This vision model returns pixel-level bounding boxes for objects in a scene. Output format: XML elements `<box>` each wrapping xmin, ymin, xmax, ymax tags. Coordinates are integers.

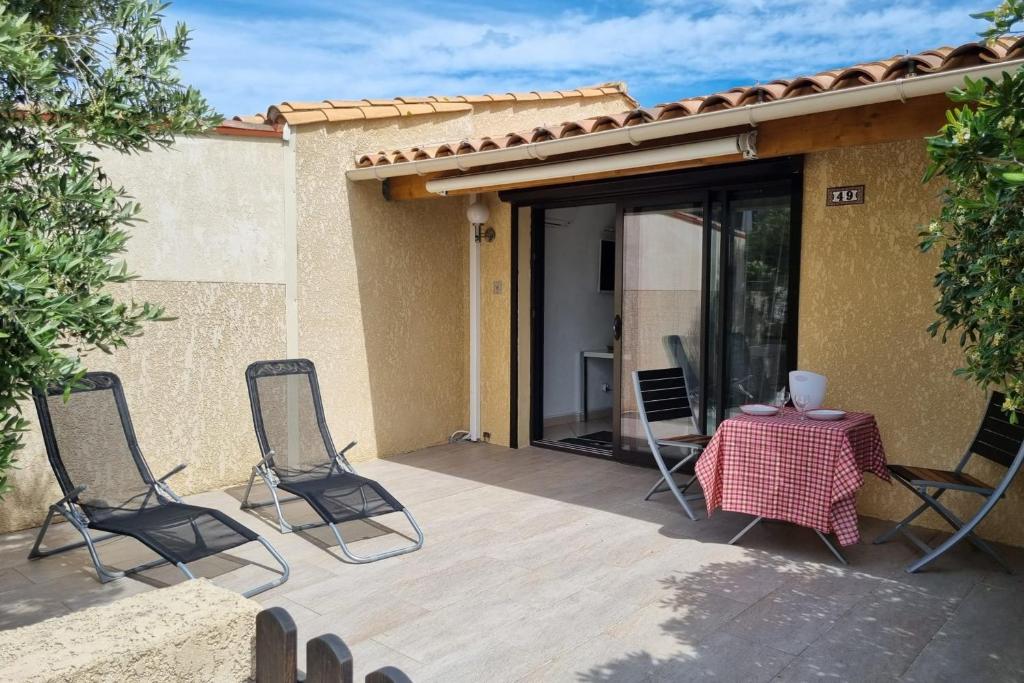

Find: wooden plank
<box><xmin>365</xmin><ymin>667</ymin><xmax>414</xmax><ymax>683</ymax></box>
<box><xmin>379</xmin><ymin>94</ymin><xmax>953</xmax><ymax>200</ymax></box>
<box><xmin>306</xmin><ymin>634</ymin><xmax>353</xmax><ymax>683</ymax></box>
<box><xmin>756</xmin><ymin>93</ymin><xmax>951</xmax><ymax>157</ymax></box>
<box><xmin>255</xmin><ymin>607</ymin><xmax>297</xmax><ymax>683</ymax></box>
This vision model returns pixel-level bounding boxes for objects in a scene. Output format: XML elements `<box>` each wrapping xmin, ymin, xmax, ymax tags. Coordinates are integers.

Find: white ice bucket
<box><xmin>789</xmin><ymin>370</ymin><xmax>827</xmax><ymax>410</ymax></box>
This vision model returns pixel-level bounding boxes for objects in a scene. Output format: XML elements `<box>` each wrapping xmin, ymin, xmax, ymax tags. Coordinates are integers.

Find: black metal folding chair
<box><xmin>875</xmin><ymin>391</ymin><xmax>1024</xmax><ymax>573</ymax></box>
<box><xmin>242</xmin><ymin>359</ymin><xmax>424</xmax><ymax>563</ymax></box>
<box><xmin>30</xmin><ymin>372</ymin><xmax>289</xmax><ymax>596</ymax></box>
<box><xmin>633</xmin><ymin>368</ymin><xmax>711</xmax><ymax>520</ymax></box>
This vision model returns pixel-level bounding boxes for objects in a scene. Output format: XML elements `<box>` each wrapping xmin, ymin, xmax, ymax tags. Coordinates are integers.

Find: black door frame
<box><xmin>503</xmin><ymin>156</ymin><xmax>803</xmax><ymax>462</ymax></box>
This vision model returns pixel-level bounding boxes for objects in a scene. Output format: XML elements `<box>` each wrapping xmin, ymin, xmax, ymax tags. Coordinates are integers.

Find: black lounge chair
<box><xmin>242</xmin><ymin>359</ymin><xmax>424</xmax><ymax>563</ymax></box>
<box><xmin>30</xmin><ymin>372</ymin><xmax>289</xmax><ymax>596</ymax></box>
<box><xmin>875</xmin><ymin>391</ymin><xmax>1024</xmax><ymax>573</ymax></box>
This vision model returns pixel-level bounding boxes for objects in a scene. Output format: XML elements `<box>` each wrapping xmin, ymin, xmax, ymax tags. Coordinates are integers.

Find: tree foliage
<box><xmin>920</xmin><ymin>1</ymin><xmax>1024</xmax><ymax>417</ymax></box>
<box><xmin>0</xmin><ymin>1</ymin><xmax>220</xmax><ymax>495</ymax></box>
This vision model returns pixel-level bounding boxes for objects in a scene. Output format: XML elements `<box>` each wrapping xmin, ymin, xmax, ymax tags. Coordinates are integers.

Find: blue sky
<box><xmin>168</xmin><ymin>0</ymin><xmax>990</xmax><ymax>117</ymax></box>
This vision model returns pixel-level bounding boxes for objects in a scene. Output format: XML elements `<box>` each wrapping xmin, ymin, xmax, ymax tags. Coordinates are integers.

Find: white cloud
<box><xmin>170</xmin><ymin>0</ymin><xmax>987</xmax><ymax>116</ymax></box>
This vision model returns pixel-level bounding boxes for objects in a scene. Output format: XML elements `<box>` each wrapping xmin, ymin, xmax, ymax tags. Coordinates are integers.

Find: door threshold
<box><xmin>532</xmin><ymin>439</ymin><xmax>613</xmax><ymax>459</ymax></box>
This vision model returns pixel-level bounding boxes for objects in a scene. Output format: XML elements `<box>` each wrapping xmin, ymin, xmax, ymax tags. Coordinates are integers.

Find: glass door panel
<box><xmin>618</xmin><ymin>202</ymin><xmax>705</xmax><ymax>457</ymax></box>
<box><xmin>722</xmin><ymin>190</ymin><xmax>793</xmax><ymax>419</ymax></box>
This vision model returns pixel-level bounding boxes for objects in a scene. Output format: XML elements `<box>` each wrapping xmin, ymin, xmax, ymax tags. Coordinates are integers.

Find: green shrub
<box><xmin>0</xmin><ymin>1</ymin><xmax>220</xmax><ymax>495</ymax></box>
<box><xmin>921</xmin><ymin>1</ymin><xmax>1024</xmax><ymax>417</ymax></box>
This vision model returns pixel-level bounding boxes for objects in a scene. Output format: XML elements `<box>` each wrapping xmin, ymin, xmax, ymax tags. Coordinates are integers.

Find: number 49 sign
<box><xmin>827</xmin><ymin>185</ymin><xmax>865</xmax><ymax>206</ymax></box>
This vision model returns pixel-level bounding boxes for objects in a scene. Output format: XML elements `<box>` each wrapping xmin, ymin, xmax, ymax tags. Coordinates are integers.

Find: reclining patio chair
<box><xmin>875</xmin><ymin>391</ymin><xmax>1024</xmax><ymax>573</ymax></box>
<box><xmin>242</xmin><ymin>359</ymin><xmax>424</xmax><ymax>563</ymax></box>
<box><xmin>30</xmin><ymin>372</ymin><xmax>289</xmax><ymax>596</ymax></box>
<box><xmin>633</xmin><ymin>367</ymin><xmax>711</xmax><ymax>521</ymax></box>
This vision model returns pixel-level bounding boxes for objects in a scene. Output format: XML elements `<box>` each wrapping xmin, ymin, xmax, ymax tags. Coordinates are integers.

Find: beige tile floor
<box><xmin>2</xmin><ymin>442</ymin><xmax>1023</xmax><ymax>682</ymax></box>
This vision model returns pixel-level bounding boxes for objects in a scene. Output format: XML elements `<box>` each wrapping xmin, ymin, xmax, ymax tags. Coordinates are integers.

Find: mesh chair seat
<box><xmin>275</xmin><ymin>465</ymin><xmax>404</xmax><ymax>524</ymax></box>
<box><xmin>86</xmin><ymin>501</ymin><xmax>258</xmax><ymax>566</ymax></box>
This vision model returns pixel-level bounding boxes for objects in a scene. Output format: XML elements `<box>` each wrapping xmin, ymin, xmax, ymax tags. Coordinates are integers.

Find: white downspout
<box><xmin>468</xmin><ymin>195</ymin><xmax>481</xmax><ymax>442</ymax></box>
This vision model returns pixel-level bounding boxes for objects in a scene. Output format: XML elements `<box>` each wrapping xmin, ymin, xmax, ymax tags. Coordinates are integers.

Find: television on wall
<box><xmin>599</xmin><ymin>239</ymin><xmax>614</xmax><ymax>292</ymax></box>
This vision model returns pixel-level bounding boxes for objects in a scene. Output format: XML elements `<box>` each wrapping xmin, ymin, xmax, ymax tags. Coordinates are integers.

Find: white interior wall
<box><xmin>542</xmin><ymin>204</ymin><xmax>616</xmax><ymax>420</ymax></box>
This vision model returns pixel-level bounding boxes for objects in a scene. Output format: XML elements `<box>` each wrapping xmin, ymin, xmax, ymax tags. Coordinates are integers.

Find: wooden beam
<box><xmin>756</xmin><ymin>93</ymin><xmax>951</xmax><ymax>157</ymax></box>
<box><xmin>379</xmin><ymin>94</ymin><xmax>953</xmax><ymax>200</ymax></box>
<box><xmin>382</xmin><ymin>175</ymin><xmax>438</xmax><ymax>201</ymax></box>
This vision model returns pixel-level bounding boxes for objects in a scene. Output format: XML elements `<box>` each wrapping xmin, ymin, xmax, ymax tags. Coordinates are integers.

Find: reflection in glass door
<box><xmin>712</xmin><ymin>190</ymin><xmax>794</xmax><ymax>422</ymax></box>
<box><xmin>618</xmin><ymin>202</ymin><xmax>706</xmax><ymax>457</ymax></box>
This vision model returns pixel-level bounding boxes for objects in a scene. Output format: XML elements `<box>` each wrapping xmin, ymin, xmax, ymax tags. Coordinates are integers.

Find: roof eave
<box><xmin>347</xmin><ymin>59</ymin><xmax>1024</xmax><ymax>182</ymax></box>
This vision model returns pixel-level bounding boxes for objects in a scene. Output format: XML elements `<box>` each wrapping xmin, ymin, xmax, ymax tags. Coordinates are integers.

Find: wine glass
<box><xmin>772</xmin><ymin>388</ymin><xmax>790</xmax><ymax>410</ymax></box>
<box><xmin>793</xmin><ymin>393</ymin><xmax>812</xmax><ymax>420</ymax></box>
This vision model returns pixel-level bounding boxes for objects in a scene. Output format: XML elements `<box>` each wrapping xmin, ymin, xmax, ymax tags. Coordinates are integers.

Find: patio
<box><xmin>2</xmin><ymin>441</ymin><xmax>1022</xmax><ymax>682</ymax></box>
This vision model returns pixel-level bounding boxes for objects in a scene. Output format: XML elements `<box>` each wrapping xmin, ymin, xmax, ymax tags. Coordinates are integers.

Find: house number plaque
<box><xmin>827</xmin><ymin>185</ymin><xmax>865</xmax><ymax>206</ymax></box>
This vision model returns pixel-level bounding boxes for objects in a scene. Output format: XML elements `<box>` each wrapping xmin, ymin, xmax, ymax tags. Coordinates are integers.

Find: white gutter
<box><xmin>426</xmin><ymin>133</ymin><xmax>756</xmax><ymax>195</ymax></box>
<box><xmin>346</xmin><ymin>59</ymin><xmax>1024</xmax><ymax>183</ymax></box>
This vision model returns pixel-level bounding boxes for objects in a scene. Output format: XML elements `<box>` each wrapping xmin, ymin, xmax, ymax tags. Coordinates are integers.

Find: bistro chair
<box><xmin>875</xmin><ymin>391</ymin><xmax>1024</xmax><ymax>573</ymax></box>
<box><xmin>30</xmin><ymin>372</ymin><xmax>289</xmax><ymax>596</ymax></box>
<box><xmin>633</xmin><ymin>367</ymin><xmax>711</xmax><ymax>520</ymax></box>
<box><xmin>242</xmin><ymin>359</ymin><xmax>424</xmax><ymax>563</ymax></box>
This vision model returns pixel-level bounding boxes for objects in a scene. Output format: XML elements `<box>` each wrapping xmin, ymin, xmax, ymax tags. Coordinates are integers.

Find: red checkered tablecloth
<box><xmin>695</xmin><ymin>408</ymin><xmax>889</xmax><ymax>546</ymax></box>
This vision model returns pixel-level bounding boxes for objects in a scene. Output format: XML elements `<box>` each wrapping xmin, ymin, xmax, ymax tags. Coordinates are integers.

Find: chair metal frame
<box><xmin>874</xmin><ymin>392</ymin><xmax>1024</xmax><ymax>573</ymax></box>
<box><xmin>242</xmin><ymin>359</ymin><xmax>424</xmax><ymax>564</ymax></box>
<box><xmin>633</xmin><ymin>368</ymin><xmax>708</xmax><ymax>521</ymax></box>
<box><xmin>30</xmin><ymin>373</ymin><xmax>289</xmax><ymax>597</ymax></box>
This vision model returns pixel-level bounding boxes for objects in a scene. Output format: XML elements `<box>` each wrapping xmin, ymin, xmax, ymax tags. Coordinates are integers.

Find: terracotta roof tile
<box><xmin>323</xmin><ymin>108</ymin><xmax>365</xmax><ymax>123</ymax></box>
<box><xmin>245</xmin><ymin>82</ymin><xmax>633</xmax><ymax>127</ymax></box>
<box><xmin>354</xmin><ymin>36</ymin><xmax>1024</xmax><ymax>169</ymax></box>
<box><xmin>430</xmin><ymin>102</ymin><xmax>474</xmax><ymax>113</ymax></box>
<box><xmin>360</xmin><ymin>105</ymin><xmax>401</xmax><ymax>119</ymax></box>
<box><xmin>395</xmin><ymin>103</ymin><xmax>436</xmax><ymax>116</ymax></box>
<box><xmin>281</xmin><ymin>110</ymin><xmax>328</xmax><ymax>125</ymax></box>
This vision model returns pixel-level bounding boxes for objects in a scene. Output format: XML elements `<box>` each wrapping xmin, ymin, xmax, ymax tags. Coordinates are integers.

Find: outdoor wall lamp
<box><xmin>467</xmin><ymin>198</ymin><xmax>495</xmax><ymax>243</ymax></box>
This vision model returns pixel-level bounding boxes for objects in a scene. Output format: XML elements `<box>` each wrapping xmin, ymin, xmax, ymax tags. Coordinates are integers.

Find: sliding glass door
<box><xmin>617</xmin><ymin>200</ymin><xmax>706</xmax><ymax>456</ymax></box>
<box><xmin>615</xmin><ymin>183</ymin><xmax>797</xmax><ymax>461</ymax></box>
<box><xmin>713</xmin><ymin>189</ymin><xmax>795</xmax><ymax>421</ymax></box>
<box><xmin>519</xmin><ymin>158</ymin><xmax>801</xmax><ymax>463</ymax></box>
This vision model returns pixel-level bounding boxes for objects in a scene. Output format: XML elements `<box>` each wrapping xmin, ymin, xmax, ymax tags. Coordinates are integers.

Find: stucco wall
<box><xmin>480</xmin><ymin>192</ymin><xmax>513</xmax><ymax>446</ymax></box>
<box><xmin>296</xmin><ymin>93</ymin><xmax>633</xmax><ymax>458</ymax></box>
<box><xmin>0</xmin><ymin>579</ymin><xmax>259</xmax><ymax>682</ymax></box>
<box><xmin>800</xmin><ymin>138</ymin><xmax>1024</xmax><ymax>546</ymax></box>
<box><xmin>293</xmin><ymin>116</ymin><xmax>469</xmax><ymax>462</ymax></box>
<box><xmin>1</xmin><ymin>136</ymin><xmax>290</xmax><ymax>534</ymax></box>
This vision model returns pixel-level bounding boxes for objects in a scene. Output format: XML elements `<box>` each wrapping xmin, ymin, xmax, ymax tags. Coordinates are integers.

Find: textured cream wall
<box><xmin>1</xmin><ymin>136</ymin><xmax>289</xmax><ymax>534</ymax></box>
<box><xmin>294</xmin><ymin>92</ymin><xmax>633</xmax><ymax>459</ymax></box>
<box><xmin>0</xmin><ymin>279</ymin><xmax>287</xmax><ymax>533</ymax></box>
<box><xmin>800</xmin><ymin>138</ymin><xmax>1024</xmax><ymax>547</ymax></box>
<box><xmin>95</xmin><ymin>136</ymin><xmax>289</xmax><ymax>284</ymax></box>
<box><xmin>294</xmin><ymin>115</ymin><xmax>470</xmax><ymax>462</ymax></box>
<box><xmin>0</xmin><ymin>580</ymin><xmax>259</xmax><ymax>682</ymax></box>
<box><xmin>480</xmin><ymin>192</ymin><xmax>512</xmax><ymax>446</ymax></box>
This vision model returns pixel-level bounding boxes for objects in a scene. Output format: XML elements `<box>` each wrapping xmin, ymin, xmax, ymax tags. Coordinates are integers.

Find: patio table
<box><xmin>695</xmin><ymin>407</ymin><xmax>889</xmax><ymax>552</ymax></box>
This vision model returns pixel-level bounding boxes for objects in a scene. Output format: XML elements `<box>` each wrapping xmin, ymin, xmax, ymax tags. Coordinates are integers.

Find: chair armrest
<box><xmin>53</xmin><ymin>485</ymin><xmax>87</xmax><ymax>508</ymax></box>
<box><xmin>157</xmin><ymin>463</ymin><xmax>187</xmax><ymax>482</ymax></box>
<box><xmin>335</xmin><ymin>441</ymin><xmax>357</xmax><ymax>472</ymax></box>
